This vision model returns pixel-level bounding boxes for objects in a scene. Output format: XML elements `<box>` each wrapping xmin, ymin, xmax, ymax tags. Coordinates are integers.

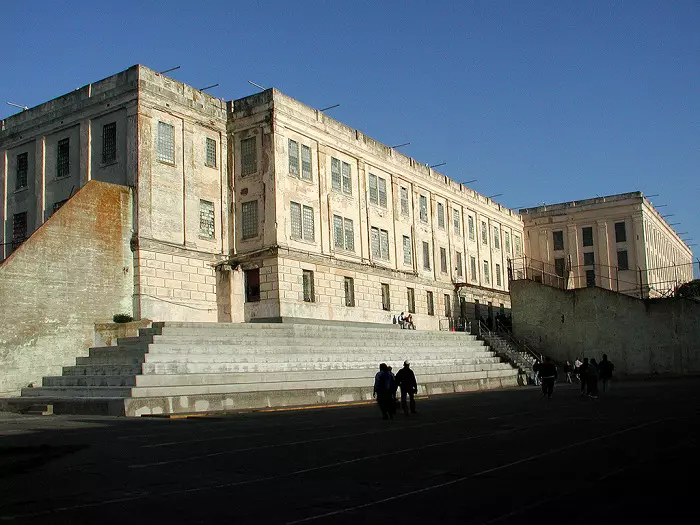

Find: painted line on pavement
<box><xmin>282</xmin><ymin>417</ymin><xmax>668</xmax><ymax>524</ymax></box>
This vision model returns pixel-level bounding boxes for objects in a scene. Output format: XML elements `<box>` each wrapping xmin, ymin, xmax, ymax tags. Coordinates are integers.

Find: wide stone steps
<box><xmin>44</xmin><ymin>363</ymin><xmax>516</xmax><ymax>388</ymax></box>
<box><xmin>17</xmin><ymin>320</ymin><xmax>522</xmax><ymax>416</ymax></box>
<box><xmin>28</xmin><ymin>367</ymin><xmax>518</xmax><ymax>399</ymax></box>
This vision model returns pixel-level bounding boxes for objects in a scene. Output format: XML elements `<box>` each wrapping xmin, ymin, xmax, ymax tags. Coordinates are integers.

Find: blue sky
<box><xmin>2</xmin><ymin>0</ymin><xmax>698</xmax><ymax>267</ymax></box>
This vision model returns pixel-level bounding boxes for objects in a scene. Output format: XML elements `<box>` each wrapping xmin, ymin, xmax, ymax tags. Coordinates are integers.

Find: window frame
<box><xmin>245</xmin><ymin>268</ymin><xmax>261</xmax><ymax>302</ymax></box>
<box><xmin>437</xmin><ymin>202</ymin><xmax>445</xmax><ymax>229</ymax></box>
<box><xmin>427</xmin><ymin>291</ymin><xmax>434</xmax><ymax>316</ymax></box>
<box><xmin>493</xmin><ymin>226</ymin><xmax>500</xmax><ymax>250</ymax></box>
<box><xmin>444</xmin><ymin>294</ymin><xmax>451</xmax><ymax>317</ymax></box>
<box><xmin>16</xmin><ymin>152</ymin><xmax>28</xmax><ymax>190</ymax></box>
<box><xmin>422</xmin><ymin>241</ymin><xmax>431</xmax><ymax>270</ymax></box>
<box><xmin>453</xmin><ymin>209</ymin><xmax>460</xmax><ymax>234</ymax></box>
<box><xmin>241</xmin><ymin>136</ymin><xmax>258</xmax><ymax>176</ymax></box>
<box><xmin>483</xmin><ymin>260</ymin><xmax>490</xmax><ymax>285</ymax></box>
<box><xmin>553</xmin><ymin>230</ymin><xmax>564</xmax><ymax>251</ymax></box>
<box><xmin>582</xmin><ymin>226</ymin><xmax>594</xmax><ymax>247</ymax></box>
<box><xmin>241</xmin><ymin>200</ymin><xmax>259</xmax><ymax>240</ymax></box>
<box><xmin>303</xmin><ymin>270</ymin><xmax>315</xmax><ymax>302</ymax></box>
<box><xmin>199</xmin><ymin>199</ymin><xmax>215</xmax><ymax>240</ymax></box>
<box><xmin>102</xmin><ymin>122</ymin><xmax>117</xmax><ymax>165</ymax></box>
<box><xmin>407</xmin><ymin>287</ymin><xmax>416</xmax><ymax>314</ymax></box>
<box><xmin>617</xmin><ymin>250</ymin><xmax>629</xmax><ymax>271</ymax></box>
<box><xmin>481</xmin><ymin>221</ymin><xmax>488</xmax><ymax>245</ymax></box>
<box><xmin>333</xmin><ymin>214</ymin><xmax>355</xmax><ymax>252</ymax></box>
<box><xmin>468</xmin><ymin>215</ymin><xmax>475</xmax><ymax>241</ymax></box>
<box><xmin>344</xmin><ymin>277</ymin><xmax>355</xmax><ymax>307</ymax></box>
<box><xmin>290</xmin><ymin>201</ymin><xmax>315</xmax><ymax>242</ymax></box>
<box><xmin>615</xmin><ymin>222</ymin><xmax>627</xmax><ymax>243</ymax></box>
<box><xmin>57</xmin><ymin>137</ymin><xmax>71</xmax><ymax>178</ymax></box>
<box><xmin>381</xmin><ymin>283</ymin><xmax>391</xmax><ymax>311</ymax></box>
<box><xmin>456</xmin><ymin>251</ymin><xmax>463</xmax><ymax>277</ymax></box>
<box><xmin>157</xmin><ymin>122</ymin><xmax>175</xmax><ymax>165</ymax></box>
<box><xmin>403</xmin><ymin>235</ymin><xmax>412</xmax><ymax>265</ymax></box>
<box><xmin>583</xmin><ymin>251</ymin><xmax>595</xmax><ymax>266</ymax></box>
<box><xmin>495</xmin><ymin>263</ymin><xmax>502</xmax><ymax>286</ymax></box>
<box><xmin>400</xmin><ymin>186</ymin><xmax>409</xmax><ymax>216</ymax></box>
<box><xmin>205</xmin><ymin>137</ymin><xmax>217</xmax><ymax>168</ymax></box>
<box><xmin>470</xmin><ymin>256</ymin><xmax>477</xmax><ymax>282</ymax></box>
<box><xmin>419</xmin><ymin>195</ymin><xmax>428</xmax><ymax>223</ymax></box>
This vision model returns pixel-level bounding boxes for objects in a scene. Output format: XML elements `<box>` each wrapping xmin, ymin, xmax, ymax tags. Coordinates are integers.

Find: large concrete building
<box><xmin>519</xmin><ymin>193</ymin><xmax>693</xmax><ymax>297</ymax></box>
<box><xmin>1</xmin><ymin>64</ymin><xmax>522</xmax><ymax>334</ymax></box>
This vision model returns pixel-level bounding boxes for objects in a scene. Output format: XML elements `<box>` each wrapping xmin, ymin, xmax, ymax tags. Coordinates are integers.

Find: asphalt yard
<box><xmin>1</xmin><ymin>378</ymin><xmax>698</xmax><ymax>524</ymax></box>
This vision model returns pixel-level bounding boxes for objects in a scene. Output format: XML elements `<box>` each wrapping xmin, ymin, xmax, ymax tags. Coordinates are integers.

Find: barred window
<box><xmin>333</xmin><ymin>215</ymin><xmax>344</xmax><ymax>249</ymax></box>
<box><xmin>615</xmin><ymin>222</ymin><xmax>627</xmax><ymax>243</ymax></box>
<box><xmin>206</xmin><ymin>138</ymin><xmax>217</xmax><ymax>168</ymax></box>
<box><xmin>302</xmin><ymin>205</ymin><xmax>315</xmax><ymax>241</ymax></box>
<box><xmin>303</xmin><ymin>270</ymin><xmax>315</xmax><ymax>302</ymax></box>
<box><xmin>378</xmin><ymin>177</ymin><xmax>387</xmax><ymax>208</ymax></box>
<box><xmin>12</xmin><ymin>212</ymin><xmax>27</xmax><ymax>250</ymax></box>
<box><xmin>199</xmin><ymin>200</ymin><xmax>215</xmax><ymax>239</ymax></box>
<box><xmin>407</xmin><ymin>287</ymin><xmax>415</xmax><ymax>313</ymax></box>
<box><xmin>400</xmin><ymin>186</ymin><xmax>409</xmax><ymax>215</ymax></box>
<box><xmin>403</xmin><ymin>235</ymin><xmax>412</xmax><ymax>265</ymax></box>
<box><xmin>514</xmin><ymin>235</ymin><xmax>522</xmax><ymax>256</ymax></box>
<box><xmin>483</xmin><ymin>260</ymin><xmax>490</xmax><ymax>285</ymax></box>
<box><xmin>381</xmin><ymin>283</ymin><xmax>391</xmax><ymax>311</ymax></box>
<box><xmin>291</xmin><ymin>201</ymin><xmax>314</xmax><ymax>241</ymax></box>
<box><xmin>456</xmin><ymin>251</ymin><xmax>463</xmax><ymax>277</ymax></box>
<box><xmin>427</xmin><ymin>291</ymin><xmax>434</xmax><ymax>316</ymax></box>
<box><xmin>288</xmin><ymin>139</ymin><xmax>299</xmax><ymax>176</ymax></box>
<box><xmin>57</xmin><ymin>138</ymin><xmax>70</xmax><ymax>178</ymax></box>
<box><xmin>157</xmin><ymin>122</ymin><xmax>174</xmax><ymax>164</ymax></box>
<box><xmin>16</xmin><ymin>152</ymin><xmax>28</xmax><ymax>189</ymax></box>
<box><xmin>241</xmin><ymin>136</ymin><xmax>257</xmax><ymax>176</ymax></box>
<box><xmin>344</xmin><ymin>277</ymin><xmax>355</xmax><ymax>307</ymax></box>
<box><xmin>380</xmin><ymin>229</ymin><xmax>389</xmax><ymax>260</ymax></box>
<box><xmin>496</xmin><ymin>263</ymin><xmax>502</xmax><ymax>286</ymax></box>
<box><xmin>505</xmin><ymin>231</ymin><xmax>511</xmax><ymax>253</ymax></box>
<box><xmin>453</xmin><ymin>209</ymin><xmax>460</xmax><ymax>234</ymax></box>
<box><xmin>241</xmin><ymin>200</ymin><xmax>258</xmax><ymax>240</ymax></box>
<box><xmin>468</xmin><ymin>215</ymin><xmax>475</xmax><ymax>241</ymax></box>
<box><xmin>437</xmin><ymin>203</ymin><xmax>445</xmax><ymax>229</ymax></box>
<box><xmin>102</xmin><ymin>122</ymin><xmax>117</xmax><ymax>164</ymax></box>
<box><xmin>582</xmin><ymin>226</ymin><xmax>594</xmax><ymax>247</ymax></box>
<box><xmin>481</xmin><ymin>221</ymin><xmax>488</xmax><ymax>245</ymax></box>
<box><xmin>369</xmin><ymin>174</ymin><xmax>378</xmax><ymax>204</ymax></box>
<box><xmin>440</xmin><ymin>247</ymin><xmax>447</xmax><ymax>273</ymax></box>
<box><xmin>419</xmin><ymin>195</ymin><xmax>428</xmax><ymax>222</ymax></box>
<box><xmin>493</xmin><ymin>226</ymin><xmax>500</xmax><ymax>249</ymax></box>
<box><xmin>423</xmin><ymin>241</ymin><xmax>430</xmax><ymax>270</ymax></box>
<box><xmin>370</xmin><ymin>227</ymin><xmax>389</xmax><ymax>260</ymax></box>
<box><xmin>444</xmin><ymin>294</ymin><xmax>451</xmax><ymax>317</ymax></box>
<box><xmin>301</xmin><ymin>145</ymin><xmax>312</xmax><ymax>181</ymax></box>
<box><xmin>617</xmin><ymin>249</ymin><xmax>629</xmax><ymax>270</ymax></box>
<box><xmin>470</xmin><ymin>256</ymin><xmax>477</xmax><ymax>281</ymax></box>
<box><xmin>342</xmin><ymin>161</ymin><xmax>352</xmax><ymax>195</ymax></box>
<box><xmin>331</xmin><ymin>157</ymin><xmax>341</xmax><ymax>191</ymax></box>
<box><xmin>344</xmin><ymin>218</ymin><xmax>354</xmax><ymax>252</ymax></box>
<box><xmin>553</xmin><ymin>230</ymin><xmax>564</xmax><ymax>251</ymax></box>
<box><xmin>333</xmin><ymin>215</ymin><xmax>354</xmax><ymax>251</ymax></box>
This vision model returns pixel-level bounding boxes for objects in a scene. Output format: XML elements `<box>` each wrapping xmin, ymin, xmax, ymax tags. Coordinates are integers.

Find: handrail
<box><xmin>495</xmin><ymin>320</ymin><xmax>542</xmax><ymax>363</ymax></box>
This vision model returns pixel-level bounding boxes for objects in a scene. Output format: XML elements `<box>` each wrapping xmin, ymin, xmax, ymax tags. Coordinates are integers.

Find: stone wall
<box><xmin>510</xmin><ymin>280</ymin><xmax>700</xmax><ymax>375</ymax></box>
<box><xmin>0</xmin><ymin>181</ymin><xmax>133</xmax><ymax>396</ymax></box>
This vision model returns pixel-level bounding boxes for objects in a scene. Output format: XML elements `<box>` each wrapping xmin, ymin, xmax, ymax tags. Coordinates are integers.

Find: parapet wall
<box><xmin>510</xmin><ymin>279</ymin><xmax>700</xmax><ymax>376</ymax></box>
<box><xmin>0</xmin><ymin>181</ymin><xmax>134</xmax><ymax>396</ymax></box>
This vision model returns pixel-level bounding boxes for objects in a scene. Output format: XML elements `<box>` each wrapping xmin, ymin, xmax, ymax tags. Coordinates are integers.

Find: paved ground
<box><xmin>0</xmin><ymin>378</ymin><xmax>698</xmax><ymax>524</ymax></box>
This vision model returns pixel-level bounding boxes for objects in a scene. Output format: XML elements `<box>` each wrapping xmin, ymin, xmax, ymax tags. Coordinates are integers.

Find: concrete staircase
<box><xmin>16</xmin><ymin>321</ymin><xmax>521</xmax><ymax>416</ymax></box>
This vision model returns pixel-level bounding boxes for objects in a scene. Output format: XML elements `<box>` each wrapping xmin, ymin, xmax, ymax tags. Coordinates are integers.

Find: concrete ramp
<box><xmin>10</xmin><ymin>321</ymin><xmax>520</xmax><ymax>416</ymax></box>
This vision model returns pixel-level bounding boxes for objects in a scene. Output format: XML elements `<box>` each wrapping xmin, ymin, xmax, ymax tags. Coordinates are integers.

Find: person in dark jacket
<box><xmin>395</xmin><ymin>361</ymin><xmax>418</xmax><ymax>415</ymax></box>
<box><xmin>587</xmin><ymin>359</ymin><xmax>600</xmax><ymax>399</ymax></box>
<box><xmin>373</xmin><ymin>363</ymin><xmax>393</xmax><ymax>420</ymax></box>
<box><xmin>538</xmin><ymin>356</ymin><xmax>558</xmax><ymax>399</ymax></box>
<box><xmin>387</xmin><ymin>366</ymin><xmax>398</xmax><ymax>416</ymax></box>
<box><xmin>599</xmin><ymin>354</ymin><xmax>615</xmax><ymax>393</ymax></box>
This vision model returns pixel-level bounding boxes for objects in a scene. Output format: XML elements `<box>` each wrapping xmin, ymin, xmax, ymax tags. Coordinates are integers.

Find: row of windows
<box><xmin>156</xmin><ymin>121</ymin><xmax>219</xmax><ymax>169</ymax></box>
<box><xmin>245</xmin><ymin>267</ymin><xmax>458</xmax><ymax>318</ymax></box>
<box><xmin>552</xmin><ymin>222</ymin><xmax>627</xmax><ymax>252</ymax></box>
<box><xmin>280</xmin><ymin>141</ymin><xmax>520</xmax><ymax>252</ymax></box>
<box><xmin>12</xmin><ymin>123</ymin><xmax>120</xmax><ymax>192</ymax></box>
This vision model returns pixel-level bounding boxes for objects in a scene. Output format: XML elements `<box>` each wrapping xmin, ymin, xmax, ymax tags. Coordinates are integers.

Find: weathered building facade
<box><xmin>1</xmin><ymin>65</ymin><xmax>522</xmax><ymax>332</ymax></box>
<box><xmin>519</xmin><ymin>193</ymin><xmax>693</xmax><ymax>297</ymax></box>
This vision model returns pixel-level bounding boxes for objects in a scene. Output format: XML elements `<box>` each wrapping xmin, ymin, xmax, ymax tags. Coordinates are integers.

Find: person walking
<box><xmin>395</xmin><ymin>361</ymin><xmax>418</xmax><ymax>415</ymax></box>
<box><xmin>577</xmin><ymin>358</ymin><xmax>589</xmax><ymax>395</ymax></box>
<box><xmin>564</xmin><ymin>361</ymin><xmax>573</xmax><ymax>384</ymax></box>
<box><xmin>599</xmin><ymin>354</ymin><xmax>615</xmax><ymax>393</ymax></box>
<box><xmin>538</xmin><ymin>356</ymin><xmax>558</xmax><ymax>399</ymax></box>
<box><xmin>373</xmin><ymin>363</ymin><xmax>393</xmax><ymax>420</ymax></box>
<box><xmin>387</xmin><ymin>365</ymin><xmax>398</xmax><ymax>417</ymax></box>
<box><xmin>587</xmin><ymin>359</ymin><xmax>600</xmax><ymax>399</ymax></box>
<box><xmin>574</xmin><ymin>357</ymin><xmax>583</xmax><ymax>383</ymax></box>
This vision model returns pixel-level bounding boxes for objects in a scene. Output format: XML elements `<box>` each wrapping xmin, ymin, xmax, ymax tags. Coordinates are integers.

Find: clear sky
<box><xmin>2</xmin><ymin>0</ymin><xmax>698</xmax><ymax>267</ymax></box>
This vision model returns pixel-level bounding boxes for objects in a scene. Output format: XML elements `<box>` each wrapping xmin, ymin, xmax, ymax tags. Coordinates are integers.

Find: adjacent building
<box><xmin>1</xmin><ymin>65</ymin><xmax>523</xmax><ymax>331</ymax></box>
<box><xmin>519</xmin><ymin>193</ymin><xmax>693</xmax><ymax>297</ymax></box>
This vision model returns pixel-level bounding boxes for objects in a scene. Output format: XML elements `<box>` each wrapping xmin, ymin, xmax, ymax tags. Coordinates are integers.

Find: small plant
<box><xmin>112</xmin><ymin>313</ymin><xmax>134</xmax><ymax>323</ymax></box>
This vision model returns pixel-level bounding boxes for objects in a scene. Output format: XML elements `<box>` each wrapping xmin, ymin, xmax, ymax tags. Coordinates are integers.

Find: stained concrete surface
<box><xmin>0</xmin><ymin>378</ymin><xmax>698</xmax><ymax>524</ymax></box>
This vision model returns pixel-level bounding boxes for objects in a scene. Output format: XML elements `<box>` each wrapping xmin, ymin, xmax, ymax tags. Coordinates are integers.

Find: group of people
<box><xmin>395</xmin><ymin>312</ymin><xmax>416</xmax><ymax>330</ymax></box>
<box><xmin>373</xmin><ymin>361</ymin><xmax>418</xmax><ymax>420</ymax></box>
<box><xmin>533</xmin><ymin>354</ymin><xmax>615</xmax><ymax>400</ymax></box>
